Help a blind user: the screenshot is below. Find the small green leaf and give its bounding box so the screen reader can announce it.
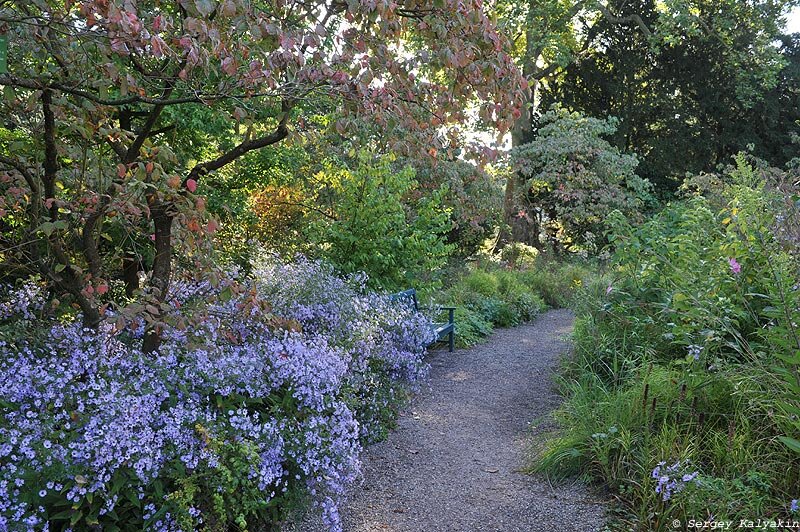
[219,286,233,302]
[778,436,800,454]
[70,510,84,526]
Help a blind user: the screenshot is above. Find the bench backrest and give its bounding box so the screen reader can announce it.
[389,288,419,311]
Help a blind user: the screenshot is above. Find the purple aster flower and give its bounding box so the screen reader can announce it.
[653,460,699,502]
[728,257,741,275]
[0,255,434,530]
[687,345,703,361]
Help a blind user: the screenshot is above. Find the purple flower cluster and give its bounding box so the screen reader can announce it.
[0,282,44,321]
[687,344,703,361]
[0,258,434,531]
[652,460,699,502]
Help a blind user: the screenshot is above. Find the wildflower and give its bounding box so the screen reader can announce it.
[652,460,699,502]
[0,256,434,529]
[728,257,741,275]
[687,345,703,361]
[791,499,798,513]
[606,284,613,295]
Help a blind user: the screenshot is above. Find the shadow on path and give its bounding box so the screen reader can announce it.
[293,309,606,532]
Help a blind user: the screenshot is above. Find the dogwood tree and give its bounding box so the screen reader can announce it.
[0,0,523,350]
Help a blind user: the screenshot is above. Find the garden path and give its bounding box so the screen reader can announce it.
[293,309,606,532]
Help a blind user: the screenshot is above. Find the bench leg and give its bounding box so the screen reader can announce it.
[448,330,454,352]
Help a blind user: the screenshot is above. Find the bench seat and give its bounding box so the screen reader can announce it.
[390,288,455,352]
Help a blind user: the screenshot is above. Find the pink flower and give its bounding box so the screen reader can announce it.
[606,284,613,295]
[728,257,741,275]
[186,179,197,193]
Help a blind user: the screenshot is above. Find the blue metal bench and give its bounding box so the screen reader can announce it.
[390,288,455,352]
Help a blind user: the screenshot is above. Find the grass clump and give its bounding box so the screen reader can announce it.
[423,255,594,348]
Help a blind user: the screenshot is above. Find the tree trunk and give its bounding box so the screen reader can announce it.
[142,202,174,354]
[500,29,542,248]
[123,252,142,297]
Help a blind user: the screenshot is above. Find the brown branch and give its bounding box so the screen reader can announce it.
[187,102,292,182]
[143,124,175,137]
[595,1,653,39]
[141,201,174,354]
[41,89,59,222]
[48,234,101,328]
[0,74,285,107]
[125,101,168,163]
[0,155,39,196]
[124,62,182,163]
[104,137,129,160]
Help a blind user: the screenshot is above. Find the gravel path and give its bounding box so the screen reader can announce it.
[291,309,606,532]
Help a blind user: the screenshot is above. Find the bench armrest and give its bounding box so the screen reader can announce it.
[420,305,455,324]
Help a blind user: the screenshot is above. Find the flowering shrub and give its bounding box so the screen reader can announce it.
[536,156,800,529]
[0,257,433,531]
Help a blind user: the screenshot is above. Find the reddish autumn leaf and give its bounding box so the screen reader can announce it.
[186,179,198,193]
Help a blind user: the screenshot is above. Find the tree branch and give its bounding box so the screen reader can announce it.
[0,155,39,196]
[143,124,175,137]
[187,102,292,182]
[41,89,59,221]
[0,74,284,107]
[595,1,653,39]
[124,102,168,163]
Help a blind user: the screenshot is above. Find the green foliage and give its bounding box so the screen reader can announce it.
[431,256,593,347]
[540,0,800,191]
[461,270,501,297]
[517,261,592,309]
[498,242,540,269]
[451,306,495,347]
[408,157,505,257]
[304,154,455,291]
[511,107,655,252]
[536,156,800,528]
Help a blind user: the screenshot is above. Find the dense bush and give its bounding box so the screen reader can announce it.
[409,157,505,257]
[213,151,456,292]
[535,157,800,528]
[304,154,455,292]
[0,257,433,531]
[430,257,592,347]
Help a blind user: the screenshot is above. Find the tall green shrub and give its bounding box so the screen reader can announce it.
[511,107,655,252]
[305,154,455,291]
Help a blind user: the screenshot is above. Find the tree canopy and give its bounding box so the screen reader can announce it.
[0,0,523,350]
